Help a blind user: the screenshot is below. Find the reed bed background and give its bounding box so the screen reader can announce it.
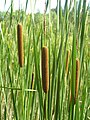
[0,0,90,120]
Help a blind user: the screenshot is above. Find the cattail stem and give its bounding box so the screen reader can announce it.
[75,58,79,103]
[43,2,46,45]
[31,72,34,89]
[41,46,49,93]
[17,23,24,67]
[66,50,70,74]
[44,95,46,119]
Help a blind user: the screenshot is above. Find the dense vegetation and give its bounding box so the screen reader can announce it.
[0,0,90,120]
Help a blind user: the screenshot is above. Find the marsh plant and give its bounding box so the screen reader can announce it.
[0,0,90,120]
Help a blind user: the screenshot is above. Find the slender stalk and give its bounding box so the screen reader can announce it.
[31,72,34,89]
[75,58,79,104]
[66,50,70,74]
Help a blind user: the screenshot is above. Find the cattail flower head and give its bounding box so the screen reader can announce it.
[41,46,49,93]
[17,23,24,67]
[70,58,80,105]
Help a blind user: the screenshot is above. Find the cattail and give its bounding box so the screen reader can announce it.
[75,58,79,103]
[70,58,80,104]
[41,46,49,93]
[66,50,70,74]
[17,23,24,67]
[31,72,34,89]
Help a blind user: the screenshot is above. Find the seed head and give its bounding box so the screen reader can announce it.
[17,23,24,67]
[41,46,49,93]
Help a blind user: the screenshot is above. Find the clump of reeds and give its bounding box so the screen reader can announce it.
[41,46,49,93]
[66,50,70,74]
[17,23,24,67]
[75,58,79,103]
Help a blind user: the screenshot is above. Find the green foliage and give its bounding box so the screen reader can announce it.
[0,0,90,120]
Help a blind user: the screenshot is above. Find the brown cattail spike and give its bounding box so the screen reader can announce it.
[66,50,70,74]
[75,58,79,103]
[70,58,80,105]
[17,23,24,67]
[42,46,49,93]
